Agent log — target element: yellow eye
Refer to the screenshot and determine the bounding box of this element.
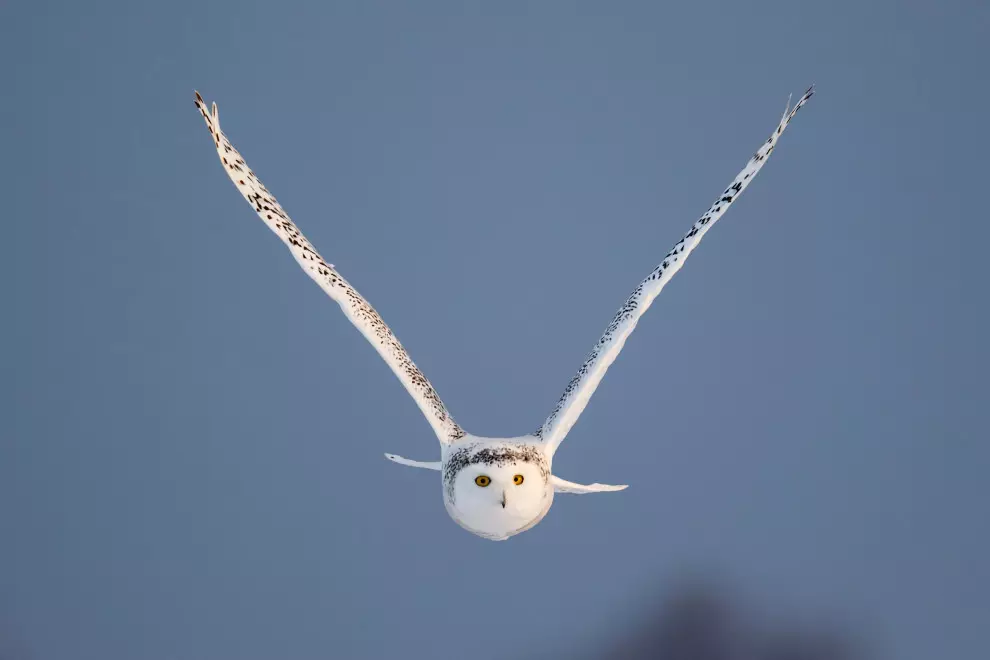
[513,474,524,485]
[475,475,491,487]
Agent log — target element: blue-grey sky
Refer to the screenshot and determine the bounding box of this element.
[2,1,988,659]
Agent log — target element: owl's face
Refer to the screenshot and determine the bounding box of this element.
[443,445,553,540]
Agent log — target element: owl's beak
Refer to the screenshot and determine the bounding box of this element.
[500,491,507,509]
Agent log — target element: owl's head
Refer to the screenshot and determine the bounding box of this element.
[443,444,553,541]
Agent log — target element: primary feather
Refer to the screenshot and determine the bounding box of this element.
[537,86,815,454]
[193,92,465,445]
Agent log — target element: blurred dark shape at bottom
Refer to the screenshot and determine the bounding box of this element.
[571,580,866,660]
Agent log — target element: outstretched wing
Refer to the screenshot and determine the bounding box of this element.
[551,476,627,494]
[384,454,442,470]
[538,87,814,454]
[194,92,465,445]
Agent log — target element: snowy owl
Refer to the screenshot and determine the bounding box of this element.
[194,86,813,541]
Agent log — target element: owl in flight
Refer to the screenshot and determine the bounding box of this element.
[194,86,813,540]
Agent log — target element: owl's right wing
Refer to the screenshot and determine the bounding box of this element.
[194,92,465,445]
[537,87,814,454]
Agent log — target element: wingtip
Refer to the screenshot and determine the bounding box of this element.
[781,84,816,123]
[783,83,816,117]
[194,90,203,104]
[589,482,629,492]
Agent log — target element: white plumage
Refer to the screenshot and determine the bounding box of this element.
[194,87,814,540]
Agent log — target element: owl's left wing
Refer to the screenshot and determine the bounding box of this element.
[194,92,465,445]
[538,87,814,454]
[551,476,627,494]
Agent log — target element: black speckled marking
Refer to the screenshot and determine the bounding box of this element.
[443,444,549,502]
[194,92,466,444]
[537,87,814,444]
